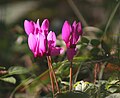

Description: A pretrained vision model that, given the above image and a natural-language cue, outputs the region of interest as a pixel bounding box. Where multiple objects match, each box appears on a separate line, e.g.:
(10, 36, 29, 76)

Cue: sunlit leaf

(105, 93, 120, 98)
(107, 87, 118, 93)
(106, 80, 120, 93)
(0, 77, 16, 84)
(109, 80, 119, 85)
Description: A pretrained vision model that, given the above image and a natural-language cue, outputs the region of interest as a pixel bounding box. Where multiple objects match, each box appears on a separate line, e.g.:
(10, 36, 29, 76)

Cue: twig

(97, 62, 108, 98)
(74, 62, 82, 83)
(102, 1, 120, 40)
(94, 63, 100, 83)
(67, 0, 88, 26)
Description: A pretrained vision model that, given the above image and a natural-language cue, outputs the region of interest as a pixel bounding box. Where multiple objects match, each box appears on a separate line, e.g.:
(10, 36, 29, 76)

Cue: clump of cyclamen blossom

(62, 20, 83, 61)
(24, 19, 63, 57)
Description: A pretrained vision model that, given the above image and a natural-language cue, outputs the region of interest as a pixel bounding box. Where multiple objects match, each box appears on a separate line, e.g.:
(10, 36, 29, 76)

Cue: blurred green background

(0, 0, 120, 98)
(0, 0, 119, 65)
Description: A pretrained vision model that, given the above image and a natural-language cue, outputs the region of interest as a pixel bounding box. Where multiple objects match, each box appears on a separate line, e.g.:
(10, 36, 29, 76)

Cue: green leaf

(109, 80, 119, 85)
(0, 77, 16, 84)
(81, 37, 89, 44)
(90, 39, 100, 46)
(80, 44, 88, 50)
(90, 48, 100, 56)
(73, 56, 89, 62)
(107, 87, 118, 93)
(8, 66, 29, 75)
(105, 93, 120, 98)
(56, 91, 89, 98)
(0, 66, 6, 69)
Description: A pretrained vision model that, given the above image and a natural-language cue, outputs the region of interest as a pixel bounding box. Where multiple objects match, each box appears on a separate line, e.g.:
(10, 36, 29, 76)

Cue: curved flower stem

(47, 56, 60, 94)
(69, 61, 73, 91)
(47, 56, 55, 97)
(94, 63, 99, 84)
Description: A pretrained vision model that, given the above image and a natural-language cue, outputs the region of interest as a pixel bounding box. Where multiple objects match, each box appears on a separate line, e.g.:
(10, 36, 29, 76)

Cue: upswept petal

(24, 20, 34, 35)
(28, 33, 37, 53)
(72, 21, 77, 33)
(50, 47, 64, 56)
(38, 33, 46, 54)
(36, 19, 40, 27)
(33, 41, 39, 57)
(32, 19, 40, 34)
(69, 21, 79, 45)
(47, 31, 56, 47)
(77, 22, 82, 35)
(41, 19, 49, 31)
(67, 48, 76, 61)
(62, 21, 72, 44)
(70, 30, 79, 45)
(36, 19, 40, 30)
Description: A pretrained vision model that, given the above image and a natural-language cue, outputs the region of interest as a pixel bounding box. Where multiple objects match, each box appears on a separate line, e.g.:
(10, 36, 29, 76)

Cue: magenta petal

(28, 33, 37, 53)
(33, 41, 39, 57)
(36, 19, 40, 30)
(72, 21, 77, 32)
(67, 48, 76, 61)
(62, 21, 72, 44)
(39, 33, 46, 53)
(24, 20, 34, 35)
(77, 22, 82, 35)
(38, 49, 44, 57)
(70, 21, 80, 44)
(41, 19, 49, 31)
(36, 19, 40, 27)
(70, 31, 79, 45)
(47, 31, 56, 47)
(50, 47, 63, 56)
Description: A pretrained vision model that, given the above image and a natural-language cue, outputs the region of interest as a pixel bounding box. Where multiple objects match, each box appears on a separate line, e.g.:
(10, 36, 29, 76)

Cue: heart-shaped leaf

(90, 39, 100, 46)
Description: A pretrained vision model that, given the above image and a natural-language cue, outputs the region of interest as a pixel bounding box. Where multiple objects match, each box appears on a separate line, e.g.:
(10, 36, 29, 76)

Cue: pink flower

(24, 20, 34, 35)
(24, 19, 48, 57)
(62, 20, 82, 61)
(47, 31, 63, 56)
(24, 19, 63, 57)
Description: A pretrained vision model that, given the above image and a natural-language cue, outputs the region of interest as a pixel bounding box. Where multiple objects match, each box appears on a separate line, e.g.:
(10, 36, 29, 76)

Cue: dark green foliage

(90, 47, 100, 56)
(81, 37, 89, 45)
(56, 91, 89, 98)
(0, 0, 120, 98)
(90, 39, 100, 47)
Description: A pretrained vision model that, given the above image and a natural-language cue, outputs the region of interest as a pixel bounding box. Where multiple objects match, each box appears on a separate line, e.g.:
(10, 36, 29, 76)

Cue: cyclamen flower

(24, 19, 63, 57)
(47, 31, 63, 56)
(62, 21, 82, 61)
